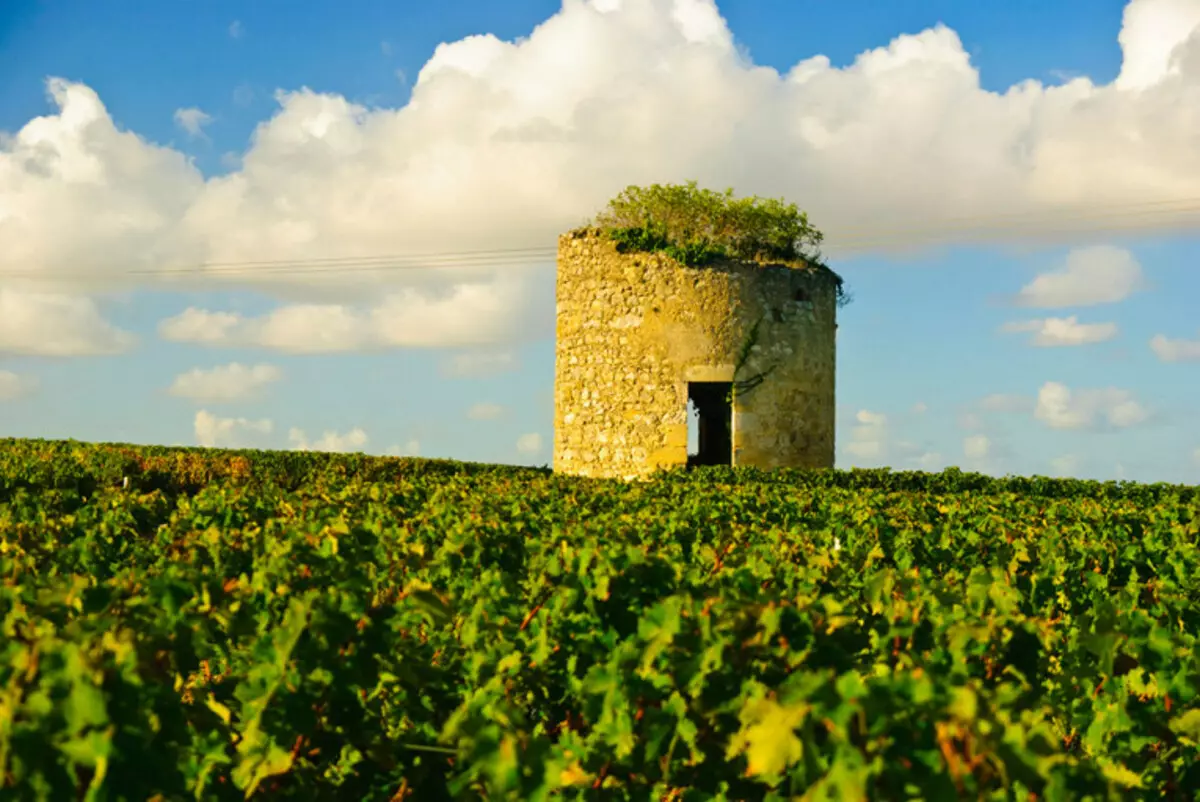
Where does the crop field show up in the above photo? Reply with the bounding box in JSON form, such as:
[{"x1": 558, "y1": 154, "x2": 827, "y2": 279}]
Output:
[{"x1": 1, "y1": 438, "x2": 1198, "y2": 800}]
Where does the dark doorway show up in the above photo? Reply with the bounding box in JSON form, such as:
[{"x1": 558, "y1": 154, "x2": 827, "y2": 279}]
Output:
[{"x1": 686, "y1": 381, "x2": 733, "y2": 467}]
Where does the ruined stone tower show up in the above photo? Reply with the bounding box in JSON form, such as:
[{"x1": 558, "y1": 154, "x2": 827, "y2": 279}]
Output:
[{"x1": 553, "y1": 227, "x2": 839, "y2": 480}]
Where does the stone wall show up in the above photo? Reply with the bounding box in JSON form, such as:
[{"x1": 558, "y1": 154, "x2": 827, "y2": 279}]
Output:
[{"x1": 553, "y1": 228, "x2": 838, "y2": 480}]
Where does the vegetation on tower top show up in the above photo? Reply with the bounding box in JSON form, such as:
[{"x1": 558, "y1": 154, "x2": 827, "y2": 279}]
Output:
[{"x1": 589, "y1": 180, "x2": 849, "y2": 306}]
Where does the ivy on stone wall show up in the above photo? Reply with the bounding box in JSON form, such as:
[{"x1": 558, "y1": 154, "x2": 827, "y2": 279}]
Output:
[
  {"x1": 730, "y1": 314, "x2": 775, "y2": 404},
  {"x1": 591, "y1": 180, "x2": 850, "y2": 307}
]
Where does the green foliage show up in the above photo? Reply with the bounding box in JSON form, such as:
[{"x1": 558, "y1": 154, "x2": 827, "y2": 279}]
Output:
[
  {"x1": 594, "y1": 180, "x2": 821, "y2": 264},
  {"x1": 2, "y1": 439, "x2": 1200, "y2": 799},
  {"x1": 592, "y1": 181, "x2": 848, "y2": 306}
]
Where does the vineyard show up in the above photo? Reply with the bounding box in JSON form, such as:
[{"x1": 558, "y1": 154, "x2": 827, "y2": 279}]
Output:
[{"x1": 1, "y1": 437, "x2": 1198, "y2": 800}]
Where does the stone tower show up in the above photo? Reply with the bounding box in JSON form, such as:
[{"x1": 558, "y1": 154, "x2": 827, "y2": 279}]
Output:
[{"x1": 553, "y1": 228, "x2": 839, "y2": 480}]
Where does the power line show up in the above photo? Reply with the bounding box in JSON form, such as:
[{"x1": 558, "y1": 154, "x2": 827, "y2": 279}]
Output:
[
  {"x1": 143, "y1": 245, "x2": 561, "y2": 273},
  {"x1": 0, "y1": 249, "x2": 561, "y2": 280},
  {"x1": 827, "y1": 194, "x2": 1200, "y2": 237},
  {"x1": 1, "y1": 195, "x2": 1199, "y2": 280},
  {"x1": 826, "y1": 198, "x2": 1200, "y2": 252}
]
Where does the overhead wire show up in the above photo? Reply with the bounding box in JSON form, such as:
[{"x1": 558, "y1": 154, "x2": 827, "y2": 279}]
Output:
[
  {"x1": 826, "y1": 197, "x2": 1200, "y2": 252},
  {"x1": 1, "y1": 195, "x2": 1198, "y2": 280}
]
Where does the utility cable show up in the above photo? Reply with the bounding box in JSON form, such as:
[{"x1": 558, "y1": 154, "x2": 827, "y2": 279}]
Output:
[{"x1": 1, "y1": 195, "x2": 1198, "y2": 280}]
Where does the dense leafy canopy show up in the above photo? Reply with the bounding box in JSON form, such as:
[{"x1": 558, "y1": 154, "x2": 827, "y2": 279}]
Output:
[{"x1": 1, "y1": 439, "x2": 1198, "y2": 799}]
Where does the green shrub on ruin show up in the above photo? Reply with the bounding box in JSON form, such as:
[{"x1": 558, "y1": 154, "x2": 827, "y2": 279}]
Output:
[
  {"x1": 591, "y1": 180, "x2": 819, "y2": 263},
  {"x1": 592, "y1": 180, "x2": 848, "y2": 304}
]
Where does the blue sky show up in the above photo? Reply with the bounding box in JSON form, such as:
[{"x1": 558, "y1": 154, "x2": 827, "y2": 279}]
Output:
[{"x1": 1, "y1": 0, "x2": 1198, "y2": 482}]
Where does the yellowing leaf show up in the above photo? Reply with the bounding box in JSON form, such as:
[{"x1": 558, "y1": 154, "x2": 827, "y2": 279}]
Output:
[
  {"x1": 1170, "y1": 709, "x2": 1200, "y2": 743},
  {"x1": 558, "y1": 762, "x2": 592, "y2": 786},
  {"x1": 727, "y1": 699, "x2": 809, "y2": 779},
  {"x1": 948, "y1": 687, "x2": 977, "y2": 722},
  {"x1": 497, "y1": 651, "x2": 522, "y2": 674},
  {"x1": 206, "y1": 696, "x2": 233, "y2": 727},
  {"x1": 1099, "y1": 759, "x2": 1143, "y2": 788}
]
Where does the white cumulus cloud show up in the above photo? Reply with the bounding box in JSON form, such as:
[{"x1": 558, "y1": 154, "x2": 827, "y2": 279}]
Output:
[
  {"x1": 1116, "y1": 0, "x2": 1200, "y2": 90},
  {"x1": 5, "y1": 0, "x2": 1200, "y2": 356},
  {"x1": 960, "y1": 433, "x2": 1006, "y2": 474},
  {"x1": 1033, "y1": 381, "x2": 1150, "y2": 430},
  {"x1": 0, "y1": 290, "x2": 135, "y2": 356},
  {"x1": 1013, "y1": 246, "x2": 1145, "y2": 308},
  {"x1": 467, "y1": 402, "x2": 505, "y2": 420},
  {"x1": 963, "y1": 434, "x2": 992, "y2": 460},
  {"x1": 516, "y1": 432, "x2": 544, "y2": 455},
  {"x1": 156, "y1": 276, "x2": 548, "y2": 352},
  {"x1": 0, "y1": 370, "x2": 37, "y2": 400},
  {"x1": 978, "y1": 393, "x2": 1033, "y2": 413},
  {"x1": 1050, "y1": 454, "x2": 1081, "y2": 476},
  {"x1": 194, "y1": 409, "x2": 274, "y2": 448},
  {"x1": 289, "y1": 426, "x2": 369, "y2": 453},
  {"x1": 386, "y1": 439, "x2": 422, "y2": 457},
  {"x1": 0, "y1": 79, "x2": 204, "y2": 290},
  {"x1": 158, "y1": 308, "x2": 242, "y2": 344},
  {"x1": 1149, "y1": 331, "x2": 1200, "y2": 362},
  {"x1": 844, "y1": 411, "x2": 950, "y2": 471},
  {"x1": 173, "y1": 107, "x2": 213, "y2": 138},
  {"x1": 168, "y1": 362, "x2": 283, "y2": 403},
  {"x1": 999, "y1": 315, "x2": 1119, "y2": 346},
  {"x1": 441, "y1": 349, "x2": 518, "y2": 378},
  {"x1": 844, "y1": 409, "x2": 888, "y2": 461},
  {"x1": 910, "y1": 451, "x2": 944, "y2": 471}
]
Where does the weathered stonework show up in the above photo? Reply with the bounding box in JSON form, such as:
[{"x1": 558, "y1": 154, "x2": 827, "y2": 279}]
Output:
[{"x1": 553, "y1": 228, "x2": 838, "y2": 480}]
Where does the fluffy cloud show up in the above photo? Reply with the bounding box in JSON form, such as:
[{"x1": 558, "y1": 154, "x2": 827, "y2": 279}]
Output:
[
  {"x1": 159, "y1": 308, "x2": 243, "y2": 344},
  {"x1": 516, "y1": 432, "x2": 544, "y2": 455},
  {"x1": 386, "y1": 439, "x2": 422, "y2": 457},
  {"x1": 167, "y1": 362, "x2": 283, "y2": 403},
  {"x1": 289, "y1": 426, "x2": 369, "y2": 453},
  {"x1": 194, "y1": 409, "x2": 274, "y2": 448},
  {"x1": 963, "y1": 434, "x2": 992, "y2": 460},
  {"x1": 0, "y1": 79, "x2": 204, "y2": 290},
  {"x1": 0, "y1": 290, "x2": 135, "y2": 356},
  {"x1": 1050, "y1": 454, "x2": 1081, "y2": 476},
  {"x1": 173, "y1": 108, "x2": 213, "y2": 139},
  {"x1": 977, "y1": 393, "x2": 1033, "y2": 414},
  {"x1": 1116, "y1": 0, "x2": 1200, "y2": 90},
  {"x1": 1149, "y1": 331, "x2": 1200, "y2": 362},
  {"x1": 1033, "y1": 381, "x2": 1149, "y2": 430},
  {"x1": 843, "y1": 410, "x2": 888, "y2": 461},
  {"x1": 6, "y1": 0, "x2": 1200, "y2": 355},
  {"x1": 958, "y1": 393, "x2": 1029, "y2": 442},
  {"x1": 1013, "y1": 246, "x2": 1145, "y2": 308},
  {"x1": 467, "y1": 402, "x2": 505, "y2": 420},
  {"x1": 441, "y1": 349, "x2": 518, "y2": 378},
  {"x1": 999, "y1": 315, "x2": 1119, "y2": 346},
  {"x1": 0, "y1": 370, "x2": 37, "y2": 400},
  {"x1": 842, "y1": 409, "x2": 944, "y2": 470},
  {"x1": 156, "y1": 275, "x2": 549, "y2": 352},
  {"x1": 909, "y1": 451, "x2": 944, "y2": 471},
  {"x1": 958, "y1": 432, "x2": 1008, "y2": 475}
]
